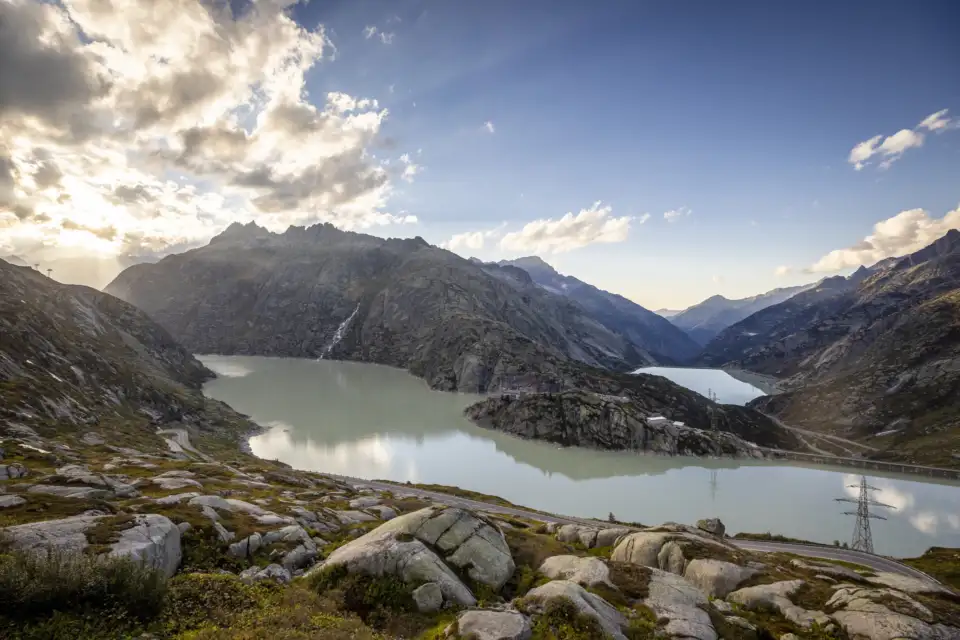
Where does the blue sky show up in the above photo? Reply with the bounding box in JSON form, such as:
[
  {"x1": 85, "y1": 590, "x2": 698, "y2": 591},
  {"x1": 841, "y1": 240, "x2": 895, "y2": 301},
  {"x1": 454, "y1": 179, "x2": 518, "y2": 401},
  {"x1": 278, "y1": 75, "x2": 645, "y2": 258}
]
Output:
[
  {"x1": 3, "y1": 0, "x2": 958, "y2": 306},
  {"x1": 295, "y1": 0, "x2": 960, "y2": 308}
]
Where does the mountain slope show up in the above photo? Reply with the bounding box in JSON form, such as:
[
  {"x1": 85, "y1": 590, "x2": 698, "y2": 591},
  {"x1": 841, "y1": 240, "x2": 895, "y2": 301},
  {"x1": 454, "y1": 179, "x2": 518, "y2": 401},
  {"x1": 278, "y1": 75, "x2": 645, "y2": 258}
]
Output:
[
  {"x1": 495, "y1": 256, "x2": 702, "y2": 363},
  {"x1": 106, "y1": 223, "x2": 659, "y2": 393},
  {"x1": 705, "y1": 231, "x2": 960, "y2": 466},
  {"x1": 670, "y1": 284, "x2": 811, "y2": 345},
  {"x1": 0, "y1": 258, "x2": 247, "y2": 440}
]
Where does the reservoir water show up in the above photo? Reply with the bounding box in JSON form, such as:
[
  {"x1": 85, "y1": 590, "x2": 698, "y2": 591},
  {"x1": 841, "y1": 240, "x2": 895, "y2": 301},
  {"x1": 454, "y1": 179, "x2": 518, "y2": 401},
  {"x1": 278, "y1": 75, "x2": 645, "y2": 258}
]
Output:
[{"x1": 199, "y1": 355, "x2": 960, "y2": 557}]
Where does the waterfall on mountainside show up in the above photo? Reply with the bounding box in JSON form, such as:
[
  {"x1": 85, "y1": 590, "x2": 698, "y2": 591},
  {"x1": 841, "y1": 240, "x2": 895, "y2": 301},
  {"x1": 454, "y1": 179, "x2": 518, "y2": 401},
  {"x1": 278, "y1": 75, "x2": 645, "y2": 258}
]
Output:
[{"x1": 319, "y1": 304, "x2": 360, "y2": 359}]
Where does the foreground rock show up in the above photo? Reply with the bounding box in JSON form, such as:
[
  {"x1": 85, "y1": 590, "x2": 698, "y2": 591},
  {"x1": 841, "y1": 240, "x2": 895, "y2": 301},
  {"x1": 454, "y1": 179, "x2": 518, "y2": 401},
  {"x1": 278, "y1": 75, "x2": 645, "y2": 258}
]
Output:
[
  {"x1": 452, "y1": 610, "x2": 532, "y2": 640},
  {"x1": 644, "y1": 569, "x2": 717, "y2": 640},
  {"x1": 683, "y1": 558, "x2": 757, "y2": 597},
  {"x1": 2, "y1": 513, "x2": 182, "y2": 577},
  {"x1": 727, "y1": 580, "x2": 831, "y2": 628},
  {"x1": 524, "y1": 580, "x2": 628, "y2": 640},
  {"x1": 538, "y1": 555, "x2": 612, "y2": 587},
  {"x1": 312, "y1": 506, "x2": 515, "y2": 607},
  {"x1": 610, "y1": 525, "x2": 738, "y2": 576},
  {"x1": 827, "y1": 584, "x2": 960, "y2": 640}
]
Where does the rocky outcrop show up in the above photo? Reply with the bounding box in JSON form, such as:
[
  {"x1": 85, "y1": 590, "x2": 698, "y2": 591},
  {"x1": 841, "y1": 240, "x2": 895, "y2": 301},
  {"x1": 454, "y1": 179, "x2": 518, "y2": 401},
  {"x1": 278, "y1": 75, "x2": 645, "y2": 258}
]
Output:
[
  {"x1": 312, "y1": 506, "x2": 515, "y2": 607},
  {"x1": 466, "y1": 391, "x2": 796, "y2": 455},
  {"x1": 827, "y1": 584, "x2": 960, "y2": 640},
  {"x1": 0, "y1": 258, "x2": 236, "y2": 437},
  {"x1": 610, "y1": 525, "x2": 741, "y2": 575},
  {"x1": 3, "y1": 513, "x2": 182, "y2": 577},
  {"x1": 682, "y1": 559, "x2": 757, "y2": 598},
  {"x1": 728, "y1": 580, "x2": 831, "y2": 628},
  {"x1": 108, "y1": 514, "x2": 182, "y2": 577},
  {"x1": 525, "y1": 580, "x2": 628, "y2": 640}
]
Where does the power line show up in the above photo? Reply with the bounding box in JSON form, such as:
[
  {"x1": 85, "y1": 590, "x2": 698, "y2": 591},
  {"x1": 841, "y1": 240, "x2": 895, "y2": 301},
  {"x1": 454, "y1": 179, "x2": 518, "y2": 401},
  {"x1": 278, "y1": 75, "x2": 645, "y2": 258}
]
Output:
[{"x1": 834, "y1": 475, "x2": 895, "y2": 553}]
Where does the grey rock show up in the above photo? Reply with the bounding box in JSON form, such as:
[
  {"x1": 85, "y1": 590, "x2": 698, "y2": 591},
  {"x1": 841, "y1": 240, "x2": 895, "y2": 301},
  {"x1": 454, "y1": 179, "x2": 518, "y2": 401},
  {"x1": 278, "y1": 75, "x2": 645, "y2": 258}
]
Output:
[
  {"x1": 348, "y1": 496, "x2": 380, "y2": 509},
  {"x1": 108, "y1": 514, "x2": 182, "y2": 578},
  {"x1": 367, "y1": 505, "x2": 398, "y2": 520},
  {"x1": 412, "y1": 582, "x2": 443, "y2": 613},
  {"x1": 154, "y1": 492, "x2": 201, "y2": 505},
  {"x1": 866, "y1": 572, "x2": 952, "y2": 595},
  {"x1": 177, "y1": 522, "x2": 192, "y2": 534},
  {"x1": 26, "y1": 484, "x2": 111, "y2": 499},
  {"x1": 153, "y1": 477, "x2": 203, "y2": 490},
  {"x1": 0, "y1": 494, "x2": 26, "y2": 508},
  {"x1": 2, "y1": 514, "x2": 102, "y2": 553},
  {"x1": 595, "y1": 527, "x2": 631, "y2": 548},
  {"x1": 80, "y1": 432, "x2": 106, "y2": 446},
  {"x1": 0, "y1": 463, "x2": 28, "y2": 481},
  {"x1": 683, "y1": 559, "x2": 758, "y2": 598},
  {"x1": 240, "y1": 563, "x2": 292, "y2": 584},
  {"x1": 213, "y1": 522, "x2": 234, "y2": 542},
  {"x1": 658, "y1": 540, "x2": 687, "y2": 575},
  {"x1": 333, "y1": 510, "x2": 377, "y2": 524},
  {"x1": 790, "y1": 558, "x2": 863, "y2": 582},
  {"x1": 728, "y1": 580, "x2": 831, "y2": 629},
  {"x1": 154, "y1": 470, "x2": 196, "y2": 479},
  {"x1": 696, "y1": 518, "x2": 725, "y2": 537},
  {"x1": 644, "y1": 569, "x2": 717, "y2": 640},
  {"x1": 453, "y1": 610, "x2": 532, "y2": 640},
  {"x1": 611, "y1": 529, "x2": 736, "y2": 576},
  {"x1": 539, "y1": 555, "x2": 612, "y2": 587},
  {"x1": 526, "y1": 580, "x2": 627, "y2": 640},
  {"x1": 228, "y1": 532, "x2": 263, "y2": 558}
]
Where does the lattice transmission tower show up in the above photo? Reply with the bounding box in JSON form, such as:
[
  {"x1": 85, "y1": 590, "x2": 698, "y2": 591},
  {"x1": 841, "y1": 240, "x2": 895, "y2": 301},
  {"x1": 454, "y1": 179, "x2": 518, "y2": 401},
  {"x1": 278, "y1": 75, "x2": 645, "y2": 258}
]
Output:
[{"x1": 834, "y1": 476, "x2": 895, "y2": 553}]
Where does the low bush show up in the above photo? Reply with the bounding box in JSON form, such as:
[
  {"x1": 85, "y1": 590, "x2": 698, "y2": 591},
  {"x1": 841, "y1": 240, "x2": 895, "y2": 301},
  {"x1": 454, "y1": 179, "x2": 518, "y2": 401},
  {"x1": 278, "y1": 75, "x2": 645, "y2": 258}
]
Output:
[
  {"x1": 311, "y1": 563, "x2": 415, "y2": 628},
  {"x1": 0, "y1": 546, "x2": 167, "y2": 639},
  {"x1": 529, "y1": 596, "x2": 607, "y2": 639}
]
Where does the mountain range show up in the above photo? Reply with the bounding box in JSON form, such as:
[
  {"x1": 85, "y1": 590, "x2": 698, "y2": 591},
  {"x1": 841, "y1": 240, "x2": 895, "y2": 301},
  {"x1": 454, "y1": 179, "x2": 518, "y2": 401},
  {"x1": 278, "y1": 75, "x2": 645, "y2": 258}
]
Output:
[
  {"x1": 699, "y1": 230, "x2": 960, "y2": 466},
  {"x1": 493, "y1": 256, "x2": 701, "y2": 363},
  {"x1": 105, "y1": 222, "x2": 689, "y2": 393},
  {"x1": 668, "y1": 284, "x2": 813, "y2": 346}
]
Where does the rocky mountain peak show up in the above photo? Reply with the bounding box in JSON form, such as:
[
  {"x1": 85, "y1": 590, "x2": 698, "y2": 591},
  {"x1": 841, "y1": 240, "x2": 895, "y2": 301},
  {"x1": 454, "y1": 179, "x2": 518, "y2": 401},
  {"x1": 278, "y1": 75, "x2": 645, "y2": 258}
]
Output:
[
  {"x1": 210, "y1": 221, "x2": 271, "y2": 245},
  {"x1": 499, "y1": 255, "x2": 558, "y2": 276}
]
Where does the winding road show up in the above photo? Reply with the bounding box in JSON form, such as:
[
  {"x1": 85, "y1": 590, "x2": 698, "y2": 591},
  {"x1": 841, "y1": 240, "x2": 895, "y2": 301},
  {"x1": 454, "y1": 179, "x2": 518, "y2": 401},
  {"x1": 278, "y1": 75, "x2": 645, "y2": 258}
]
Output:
[{"x1": 335, "y1": 476, "x2": 942, "y2": 586}]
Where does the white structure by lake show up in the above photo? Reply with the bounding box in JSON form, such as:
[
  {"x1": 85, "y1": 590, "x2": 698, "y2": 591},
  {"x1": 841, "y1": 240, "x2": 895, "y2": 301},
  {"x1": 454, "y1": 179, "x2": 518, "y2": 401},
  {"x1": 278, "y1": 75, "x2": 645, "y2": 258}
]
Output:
[{"x1": 200, "y1": 355, "x2": 960, "y2": 557}]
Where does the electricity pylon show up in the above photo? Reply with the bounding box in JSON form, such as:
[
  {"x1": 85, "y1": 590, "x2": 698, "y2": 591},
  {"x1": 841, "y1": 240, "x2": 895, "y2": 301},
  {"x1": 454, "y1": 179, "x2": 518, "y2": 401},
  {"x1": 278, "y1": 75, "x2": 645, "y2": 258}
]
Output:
[{"x1": 835, "y1": 476, "x2": 895, "y2": 553}]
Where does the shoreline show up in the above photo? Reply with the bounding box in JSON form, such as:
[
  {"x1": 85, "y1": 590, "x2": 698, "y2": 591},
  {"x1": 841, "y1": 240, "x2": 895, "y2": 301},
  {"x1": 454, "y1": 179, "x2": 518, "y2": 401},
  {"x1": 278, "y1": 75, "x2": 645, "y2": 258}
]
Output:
[{"x1": 721, "y1": 367, "x2": 786, "y2": 395}]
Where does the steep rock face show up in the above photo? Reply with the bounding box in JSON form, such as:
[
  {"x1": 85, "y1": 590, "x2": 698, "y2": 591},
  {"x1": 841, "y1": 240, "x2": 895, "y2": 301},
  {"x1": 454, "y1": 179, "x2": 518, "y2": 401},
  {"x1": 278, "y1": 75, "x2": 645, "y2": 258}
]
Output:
[
  {"x1": 0, "y1": 258, "x2": 241, "y2": 436},
  {"x1": 465, "y1": 389, "x2": 800, "y2": 455},
  {"x1": 702, "y1": 231, "x2": 960, "y2": 465},
  {"x1": 106, "y1": 224, "x2": 656, "y2": 392},
  {"x1": 669, "y1": 284, "x2": 812, "y2": 346},
  {"x1": 494, "y1": 257, "x2": 701, "y2": 363}
]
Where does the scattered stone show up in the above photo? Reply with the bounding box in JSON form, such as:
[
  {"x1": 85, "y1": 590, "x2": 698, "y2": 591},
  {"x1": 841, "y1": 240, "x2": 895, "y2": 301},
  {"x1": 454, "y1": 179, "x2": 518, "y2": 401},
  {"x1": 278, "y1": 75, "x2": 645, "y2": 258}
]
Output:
[
  {"x1": 611, "y1": 529, "x2": 734, "y2": 576},
  {"x1": 333, "y1": 510, "x2": 377, "y2": 524},
  {"x1": 240, "y1": 563, "x2": 291, "y2": 584},
  {"x1": 712, "y1": 599, "x2": 733, "y2": 614},
  {"x1": 644, "y1": 569, "x2": 717, "y2": 640},
  {"x1": 0, "y1": 494, "x2": 26, "y2": 508},
  {"x1": 26, "y1": 484, "x2": 111, "y2": 499},
  {"x1": 54, "y1": 464, "x2": 139, "y2": 497},
  {"x1": 80, "y1": 433, "x2": 105, "y2": 446},
  {"x1": 727, "y1": 580, "x2": 831, "y2": 628},
  {"x1": 595, "y1": 527, "x2": 631, "y2": 548},
  {"x1": 726, "y1": 617, "x2": 756, "y2": 632},
  {"x1": 228, "y1": 532, "x2": 263, "y2": 558},
  {"x1": 367, "y1": 505, "x2": 397, "y2": 520},
  {"x1": 696, "y1": 518, "x2": 726, "y2": 537},
  {"x1": 453, "y1": 610, "x2": 532, "y2": 640},
  {"x1": 154, "y1": 470, "x2": 196, "y2": 479},
  {"x1": 525, "y1": 580, "x2": 627, "y2": 640},
  {"x1": 153, "y1": 477, "x2": 203, "y2": 490},
  {"x1": 0, "y1": 463, "x2": 28, "y2": 481},
  {"x1": 683, "y1": 559, "x2": 758, "y2": 598},
  {"x1": 348, "y1": 496, "x2": 380, "y2": 509},
  {"x1": 177, "y1": 522, "x2": 192, "y2": 534},
  {"x1": 412, "y1": 582, "x2": 443, "y2": 613},
  {"x1": 154, "y1": 492, "x2": 201, "y2": 505},
  {"x1": 539, "y1": 555, "x2": 612, "y2": 587}
]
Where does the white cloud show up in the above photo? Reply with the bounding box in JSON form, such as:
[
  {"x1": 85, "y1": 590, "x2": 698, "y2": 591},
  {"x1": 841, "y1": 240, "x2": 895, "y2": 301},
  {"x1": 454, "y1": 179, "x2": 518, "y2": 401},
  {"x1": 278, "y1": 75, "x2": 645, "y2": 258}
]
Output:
[
  {"x1": 663, "y1": 207, "x2": 691, "y2": 223},
  {"x1": 808, "y1": 204, "x2": 960, "y2": 273},
  {"x1": 442, "y1": 227, "x2": 503, "y2": 253},
  {"x1": 500, "y1": 202, "x2": 632, "y2": 255},
  {"x1": 379, "y1": 32, "x2": 394, "y2": 44},
  {"x1": 848, "y1": 109, "x2": 956, "y2": 170},
  {"x1": 637, "y1": 212, "x2": 651, "y2": 225},
  {"x1": 712, "y1": 275, "x2": 724, "y2": 285},
  {"x1": 484, "y1": 121, "x2": 495, "y2": 134},
  {"x1": 919, "y1": 108, "x2": 952, "y2": 132},
  {"x1": 363, "y1": 26, "x2": 377, "y2": 39},
  {"x1": 774, "y1": 265, "x2": 792, "y2": 277},
  {"x1": 0, "y1": 0, "x2": 415, "y2": 268}
]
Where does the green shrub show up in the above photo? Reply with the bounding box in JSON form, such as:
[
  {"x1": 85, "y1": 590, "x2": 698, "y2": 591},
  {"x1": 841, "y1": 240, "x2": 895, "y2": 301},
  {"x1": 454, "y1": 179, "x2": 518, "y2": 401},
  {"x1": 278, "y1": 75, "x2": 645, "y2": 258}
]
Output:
[
  {"x1": 311, "y1": 563, "x2": 414, "y2": 628},
  {"x1": 0, "y1": 546, "x2": 167, "y2": 639},
  {"x1": 530, "y1": 596, "x2": 607, "y2": 639},
  {"x1": 159, "y1": 572, "x2": 273, "y2": 635}
]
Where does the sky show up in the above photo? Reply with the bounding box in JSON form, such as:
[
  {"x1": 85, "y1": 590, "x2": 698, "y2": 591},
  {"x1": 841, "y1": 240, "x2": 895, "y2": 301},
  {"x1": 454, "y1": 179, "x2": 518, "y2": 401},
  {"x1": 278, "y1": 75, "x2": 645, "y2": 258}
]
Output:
[{"x1": 1, "y1": 0, "x2": 959, "y2": 308}]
